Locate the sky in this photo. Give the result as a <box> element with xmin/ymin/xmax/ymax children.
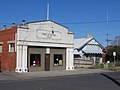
<box><xmin>0</xmin><ymin>0</ymin><xmax>120</xmax><ymax>46</ymax></box>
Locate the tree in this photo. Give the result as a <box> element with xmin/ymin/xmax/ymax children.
<box><xmin>111</xmin><ymin>35</ymin><xmax>120</xmax><ymax>46</ymax></box>
<box><xmin>105</xmin><ymin>35</ymin><xmax>120</xmax><ymax>66</ymax></box>
<box><xmin>106</xmin><ymin>46</ymin><xmax>120</xmax><ymax>62</ymax></box>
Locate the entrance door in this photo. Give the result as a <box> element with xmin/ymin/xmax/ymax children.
<box><xmin>45</xmin><ymin>54</ymin><xmax>50</xmax><ymax>71</ymax></box>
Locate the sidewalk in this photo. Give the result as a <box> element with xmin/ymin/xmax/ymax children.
<box><xmin>0</xmin><ymin>69</ymin><xmax>111</xmax><ymax>81</ymax></box>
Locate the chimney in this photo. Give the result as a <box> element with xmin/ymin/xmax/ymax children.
<box><xmin>22</xmin><ymin>20</ymin><xmax>25</xmax><ymax>25</ymax></box>
<box><xmin>3</xmin><ymin>25</ymin><xmax>6</xmax><ymax>29</ymax></box>
<box><xmin>86</xmin><ymin>34</ymin><xmax>93</xmax><ymax>38</ymax></box>
<box><xmin>12</xmin><ymin>23</ymin><xmax>15</xmax><ymax>26</ymax></box>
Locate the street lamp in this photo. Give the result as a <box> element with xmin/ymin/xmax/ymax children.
<box><xmin>113</xmin><ymin>52</ymin><xmax>116</xmax><ymax>69</ymax></box>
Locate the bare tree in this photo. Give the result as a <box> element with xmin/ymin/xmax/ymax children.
<box><xmin>111</xmin><ymin>35</ymin><xmax>120</xmax><ymax>46</ymax></box>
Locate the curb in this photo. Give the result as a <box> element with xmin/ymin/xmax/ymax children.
<box><xmin>101</xmin><ymin>73</ymin><xmax>120</xmax><ymax>87</ymax></box>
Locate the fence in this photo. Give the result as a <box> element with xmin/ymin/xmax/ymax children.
<box><xmin>74</xmin><ymin>58</ymin><xmax>94</xmax><ymax>68</ymax></box>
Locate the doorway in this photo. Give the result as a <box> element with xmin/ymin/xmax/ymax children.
<box><xmin>45</xmin><ymin>54</ymin><xmax>50</xmax><ymax>71</ymax></box>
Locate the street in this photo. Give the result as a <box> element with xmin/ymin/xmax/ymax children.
<box><xmin>0</xmin><ymin>72</ymin><xmax>120</xmax><ymax>90</ymax></box>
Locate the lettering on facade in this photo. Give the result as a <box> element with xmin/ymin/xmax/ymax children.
<box><xmin>36</xmin><ymin>29</ymin><xmax>62</xmax><ymax>40</ymax></box>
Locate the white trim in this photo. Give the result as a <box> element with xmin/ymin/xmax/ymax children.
<box><xmin>0</xmin><ymin>42</ymin><xmax>3</xmax><ymax>44</ymax></box>
<box><xmin>0</xmin><ymin>44</ymin><xmax>2</xmax><ymax>53</ymax></box>
<box><xmin>66</xmin><ymin>48</ymin><xmax>74</xmax><ymax>70</ymax></box>
<box><xmin>7</xmin><ymin>40</ymin><xmax>15</xmax><ymax>44</ymax></box>
<box><xmin>8</xmin><ymin>43</ymin><xmax>14</xmax><ymax>52</ymax></box>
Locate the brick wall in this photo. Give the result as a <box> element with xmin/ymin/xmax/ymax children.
<box><xmin>0</xmin><ymin>26</ymin><xmax>17</xmax><ymax>71</ymax></box>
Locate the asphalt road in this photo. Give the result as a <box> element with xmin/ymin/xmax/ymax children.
<box><xmin>0</xmin><ymin>73</ymin><xmax>120</xmax><ymax>90</ymax></box>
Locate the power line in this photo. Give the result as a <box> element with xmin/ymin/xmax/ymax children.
<box><xmin>0</xmin><ymin>19</ymin><xmax>120</xmax><ymax>26</ymax></box>
<box><xmin>61</xmin><ymin>20</ymin><xmax>120</xmax><ymax>25</ymax></box>
<box><xmin>0</xmin><ymin>23</ymin><xmax>20</xmax><ymax>26</ymax></box>
<box><xmin>0</xmin><ymin>23</ymin><xmax>12</xmax><ymax>25</ymax></box>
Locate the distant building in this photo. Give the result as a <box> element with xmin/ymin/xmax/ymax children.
<box><xmin>74</xmin><ymin>34</ymin><xmax>104</xmax><ymax>64</ymax></box>
<box><xmin>0</xmin><ymin>20</ymin><xmax>74</xmax><ymax>72</ymax></box>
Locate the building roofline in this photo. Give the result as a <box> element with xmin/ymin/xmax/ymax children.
<box><xmin>26</xmin><ymin>20</ymin><xmax>69</xmax><ymax>29</ymax></box>
<box><xmin>0</xmin><ymin>20</ymin><xmax>70</xmax><ymax>31</ymax></box>
<box><xmin>75</xmin><ymin>37</ymin><xmax>104</xmax><ymax>51</ymax></box>
<box><xmin>0</xmin><ymin>26</ymin><xmax>17</xmax><ymax>32</ymax></box>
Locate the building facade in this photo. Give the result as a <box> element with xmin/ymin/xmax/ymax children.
<box><xmin>0</xmin><ymin>26</ymin><xmax>17</xmax><ymax>71</ymax></box>
<box><xmin>74</xmin><ymin>34</ymin><xmax>104</xmax><ymax>65</ymax></box>
<box><xmin>0</xmin><ymin>20</ymin><xmax>74</xmax><ymax>72</ymax></box>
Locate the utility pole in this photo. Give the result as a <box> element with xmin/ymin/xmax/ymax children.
<box><xmin>106</xmin><ymin>34</ymin><xmax>111</xmax><ymax>46</ymax></box>
<box><xmin>106</xmin><ymin>8</ymin><xmax>111</xmax><ymax>46</ymax></box>
<box><xmin>116</xmin><ymin>36</ymin><xmax>119</xmax><ymax>46</ymax></box>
